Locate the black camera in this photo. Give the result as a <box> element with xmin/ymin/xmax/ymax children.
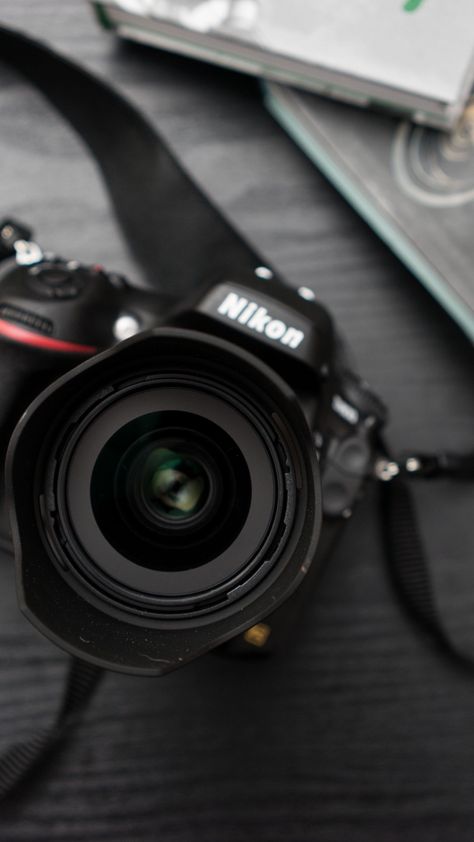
<box><xmin>0</xmin><ymin>223</ymin><xmax>386</xmax><ymax>675</ymax></box>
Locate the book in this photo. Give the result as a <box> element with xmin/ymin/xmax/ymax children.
<box><xmin>264</xmin><ymin>82</ymin><xmax>474</xmax><ymax>340</ymax></box>
<box><xmin>93</xmin><ymin>0</ymin><xmax>474</xmax><ymax>130</ymax></box>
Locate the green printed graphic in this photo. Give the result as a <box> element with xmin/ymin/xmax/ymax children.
<box><xmin>403</xmin><ymin>0</ymin><xmax>426</xmax><ymax>11</ymax></box>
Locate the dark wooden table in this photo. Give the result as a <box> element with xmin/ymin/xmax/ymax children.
<box><xmin>0</xmin><ymin>2</ymin><xmax>473</xmax><ymax>839</ymax></box>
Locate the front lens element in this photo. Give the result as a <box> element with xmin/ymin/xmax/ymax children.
<box><xmin>90</xmin><ymin>410</ymin><xmax>252</xmax><ymax>572</ymax></box>
<box><xmin>119</xmin><ymin>434</ymin><xmax>216</xmax><ymax>530</ymax></box>
<box><xmin>147</xmin><ymin>447</ymin><xmax>208</xmax><ymax>521</ymax></box>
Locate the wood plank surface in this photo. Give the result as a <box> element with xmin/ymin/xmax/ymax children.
<box><xmin>0</xmin><ymin>3</ymin><xmax>473</xmax><ymax>839</ymax></box>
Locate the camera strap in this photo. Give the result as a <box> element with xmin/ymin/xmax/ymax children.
<box><xmin>0</xmin><ymin>24</ymin><xmax>272</xmax><ymax>298</ymax></box>
<box><xmin>0</xmin><ymin>21</ymin><xmax>283</xmax><ymax>802</ymax></box>
<box><xmin>0</xmin><ymin>659</ymin><xmax>102</xmax><ymax>800</ymax></box>
<box><xmin>380</xmin><ymin>453</ymin><xmax>474</xmax><ymax>670</ymax></box>
<box><xmin>0</xmin><ymin>22</ymin><xmax>473</xmax><ymax>803</ymax></box>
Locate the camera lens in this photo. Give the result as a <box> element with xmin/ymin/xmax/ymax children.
<box><xmin>142</xmin><ymin>445</ymin><xmax>209</xmax><ymax>522</ymax></box>
<box><xmin>12</xmin><ymin>329</ymin><xmax>322</xmax><ymax>672</ymax></box>
<box><xmin>115</xmin><ymin>431</ymin><xmax>216</xmax><ymax>528</ymax></box>
<box><xmin>90</xmin><ymin>409</ymin><xmax>252</xmax><ymax>573</ymax></box>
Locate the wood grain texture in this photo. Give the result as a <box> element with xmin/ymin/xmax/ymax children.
<box><xmin>0</xmin><ymin>2</ymin><xmax>473</xmax><ymax>839</ymax></box>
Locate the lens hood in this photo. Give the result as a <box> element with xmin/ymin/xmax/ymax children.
<box><xmin>7</xmin><ymin>328</ymin><xmax>322</xmax><ymax>675</ymax></box>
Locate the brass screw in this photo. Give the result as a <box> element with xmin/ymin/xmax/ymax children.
<box><xmin>243</xmin><ymin>623</ymin><xmax>271</xmax><ymax>648</ymax></box>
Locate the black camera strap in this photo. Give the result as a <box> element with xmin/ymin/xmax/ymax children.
<box><xmin>0</xmin><ymin>23</ymin><xmax>473</xmax><ymax>804</ymax></box>
<box><xmin>380</xmin><ymin>454</ymin><xmax>474</xmax><ymax>670</ymax></box>
<box><xmin>0</xmin><ymin>659</ymin><xmax>102</xmax><ymax>800</ymax></box>
<box><xmin>0</xmin><ymin>22</ymin><xmax>281</xmax><ymax>802</ymax></box>
<box><xmin>0</xmin><ymin>25</ymin><xmax>271</xmax><ymax>298</ymax></box>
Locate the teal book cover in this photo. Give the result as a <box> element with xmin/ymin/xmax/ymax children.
<box><xmin>265</xmin><ymin>83</ymin><xmax>474</xmax><ymax>341</ymax></box>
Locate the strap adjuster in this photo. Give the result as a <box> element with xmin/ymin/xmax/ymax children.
<box><xmin>375</xmin><ymin>452</ymin><xmax>474</xmax><ymax>481</ymax></box>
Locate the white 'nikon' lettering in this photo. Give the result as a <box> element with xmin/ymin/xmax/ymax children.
<box><xmin>217</xmin><ymin>292</ymin><xmax>305</xmax><ymax>350</ymax></box>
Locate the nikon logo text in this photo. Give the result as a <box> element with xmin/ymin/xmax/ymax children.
<box><xmin>217</xmin><ymin>292</ymin><xmax>305</xmax><ymax>349</ymax></box>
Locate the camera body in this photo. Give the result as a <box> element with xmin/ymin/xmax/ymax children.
<box><xmin>0</xmin><ymin>224</ymin><xmax>385</xmax><ymax>675</ymax></box>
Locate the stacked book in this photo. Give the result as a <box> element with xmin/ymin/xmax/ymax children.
<box><xmin>93</xmin><ymin>0</ymin><xmax>474</xmax><ymax>339</ymax></box>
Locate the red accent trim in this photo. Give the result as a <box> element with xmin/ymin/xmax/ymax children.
<box><xmin>0</xmin><ymin>319</ymin><xmax>97</xmax><ymax>355</ymax></box>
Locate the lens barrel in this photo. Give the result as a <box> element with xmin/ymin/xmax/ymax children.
<box><xmin>55</xmin><ymin>379</ymin><xmax>285</xmax><ymax>617</ymax></box>
<box><xmin>8</xmin><ymin>329</ymin><xmax>322</xmax><ymax>673</ymax></box>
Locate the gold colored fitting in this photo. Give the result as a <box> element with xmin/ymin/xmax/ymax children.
<box><xmin>243</xmin><ymin>623</ymin><xmax>271</xmax><ymax>648</ymax></box>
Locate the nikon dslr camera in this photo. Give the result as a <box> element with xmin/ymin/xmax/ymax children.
<box><xmin>0</xmin><ymin>221</ymin><xmax>386</xmax><ymax>675</ymax></box>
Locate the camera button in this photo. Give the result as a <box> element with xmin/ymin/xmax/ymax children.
<box><xmin>27</xmin><ymin>263</ymin><xmax>83</xmax><ymax>299</ymax></box>
<box><xmin>34</xmin><ymin>266</ymin><xmax>70</xmax><ymax>286</ymax></box>
<box><xmin>337</xmin><ymin>437</ymin><xmax>371</xmax><ymax>474</ymax></box>
<box><xmin>323</xmin><ymin>480</ymin><xmax>351</xmax><ymax>517</ymax></box>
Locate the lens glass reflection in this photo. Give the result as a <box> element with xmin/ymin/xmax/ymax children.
<box><xmin>146</xmin><ymin>447</ymin><xmax>209</xmax><ymax>521</ymax></box>
<box><xmin>90</xmin><ymin>411</ymin><xmax>251</xmax><ymax>572</ymax></box>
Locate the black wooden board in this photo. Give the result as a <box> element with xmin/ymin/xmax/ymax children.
<box><xmin>0</xmin><ymin>3</ymin><xmax>473</xmax><ymax>840</ymax></box>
